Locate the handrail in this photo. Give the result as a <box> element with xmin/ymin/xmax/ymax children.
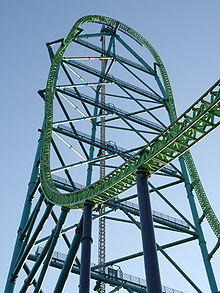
<box><xmin>35</xmin><ymin>246</ymin><xmax>185</xmax><ymax>293</ymax></box>
<box><xmin>40</xmin><ymin>15</ymin><xmax>220</xmax><ymax>239</ymax></box>
<box><xmin>61</xmin><ymin>59</ymin><xmax>162</xmax><ymax>102</ymax></box>
<box><xmin>56</xmin><ymin>87</ymin><xmax>165</xmax><ymax>131</ymax></box>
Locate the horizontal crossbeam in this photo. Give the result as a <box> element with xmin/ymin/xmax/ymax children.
<box><xmin>40</xmin><ymin>79</ymin><xmax>220</xmax><ymax>208</ymax></box>
<box><xmin>56</xmin><ymin>88</ymin><xmax>165</xmax><ymax>132</ymax></box>
<box><xmin>29</xmin><ymin>249</ymin><xmax>184</xmax><ymax>293</ymax></box>
<box><xmin>61</xmin><ymin>59</ymin><xmax>163</xmax><ymax>102</ymax></box>
<box><xmin>73</xmin><ymin>39</ymin><xmax>155</xmax><ymax>75</ymax></box>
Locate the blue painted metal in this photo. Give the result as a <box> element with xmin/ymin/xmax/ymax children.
<box><xmin>136</xmin><ymin>168</ymin><xmax>162</xmax><ymax>293</ymax></box>
<box><xmin>79</xmin><ymin>204</ymin><xmax>93</xmax><ymax>293</ymax></box>
<box><xmin>5</xmin><ymin>15</ymin><xmax>220</xmax><ymax>293</ymax></box>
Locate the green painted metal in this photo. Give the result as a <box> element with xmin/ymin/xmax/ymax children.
<box><xmin>73</xmin><ymin>38</ymin><xmax>154</xmax><ymax>75</ymax></box>
<box><xmin>85</xmin><ymin>34</ymin><xmax>115</xmax><ymax>189</ymax></box>
<box><xmin>209</xmin><ymin>240</ymin><xmax>220</xmax><ymax>260</ymax></box>
<box><xmin>27</xmin><ymin>251</ymin><xmax>185</xmax><ymax>293</ymax></box>
<box><xmin>85</xmin><ymin>90</ymin><xmax>99</xmax><ymax>187</ymax></box>
<box><xmin>53</xmin><ymin>218</ymin><xmax>82</xmax><ymax>292</ymax></box>
<box><xmin>148</xmin><ymin>182</ymin><xmax>195</xmax><ymax>230</ymax></box>
<box><xmin>76</xmin><ymin>32</ymin><xmax>112</xmax><ymax>39</ymax></box>
<box><xmin>40</xmin><ymin>15</ymin><xmax>220</xmax><ymax>249</ymax></box>
<box><xmin>55</xmin><ymin>88</ymin><xmax>164</xmax><ymax>131</ymax></box>
<box><xmin>41</xmin><ymin>39</ymin><xmax>220</xmax><ymax>208</ymax></box>
<box><xmin>6</xmin><ymin>15</ymin><xmax>220</xmax><ymax>293</ymax></box>
<box><xmin>184</xmin><ymin>151</ymin><xmax>220</xmax><ymax>238</ymax></box>
<box><xmin>178</xmin><ymin>156</ymin><xmax>218</xmax><ymax>292</ymax></box>
<box><xmin>38</xmin><ymin>16</ymin><xmax>220</xmax><ymax>290</ymax></box>
<box><xmin>27</xmin><ymin>253</ymin><xmax>146</xmax><ymax>293</ymax></box>
<box><xmin>60</xmin><ymin>60</ymin><xmax>161</xmax><ymax>101</ymax></box>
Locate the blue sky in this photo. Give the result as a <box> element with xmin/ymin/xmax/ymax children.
<box><xmin>1</xmin><ymin>1</ymin><xmax>220</xmax><ymax>292</ymax></box>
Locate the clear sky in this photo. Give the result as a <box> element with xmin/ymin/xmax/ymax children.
<box><xmin>1</xmin><ymin>1</ymin><xmax>220</xmax><ymax>292</ymax></box>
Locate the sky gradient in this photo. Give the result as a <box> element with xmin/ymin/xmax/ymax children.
<box><xmin>1</xmin><ymin>1</ymin><xmax>220</xmax><ymax>292</ymax></box>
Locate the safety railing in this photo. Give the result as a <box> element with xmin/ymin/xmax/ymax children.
<box><xmin>57</xmin><ymin>124</ymin><xmax>135</xmax><ymax>158</ymax></box>
<box><xmin>52</xmin><ymin>173</ymin><xmax>188</xmax><ymax>229</ymax></box>
<box><xmin>57</xmin><ymin>87</ymin><xmax>164</xmax><ymax>132</ymax></box>
<box><xmin>72</xmin><ymin>38</ymin><xmax>154</xmax><ymax>74</ymax></box>
<box><xmin>55</xmin><ymin>124</ymin><xmax>177</xmax><ymax>176</ymax></box>
<box><xmin>61</xmin><ymin>59</ymin><xmax>162</xmax><ymax>102</ymax></box>
<box><xmin>52</xmin><ymin>174</ymin><xmax>85</xmax><ymax>190</ymax></box>
<box><xmin>120</xmin><ymin>200</ymin><xmax>189</xmax><ymax>229</ymax></box>
<box><xmin>35</xmin><ymin>246</ymin><xmax>184</xmax><ymax>293</ymax></box>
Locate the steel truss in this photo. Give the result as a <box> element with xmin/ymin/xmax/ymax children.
<box><xmin>5</xmin><ymin>15</ymin><xmax>220</xmax><ymax>293</ymax></box>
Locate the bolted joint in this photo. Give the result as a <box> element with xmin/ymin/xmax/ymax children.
<box><xmin>81</xmin><ymin>236</ymin><xmax>93</xmax><ymax>243</ymax></box>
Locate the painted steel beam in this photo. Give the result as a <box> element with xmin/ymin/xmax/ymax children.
<box><xmin>73</xmin><ymin>38</ymin><xmax>154</xmax><ymax>75</ymax></box>
<box><xmin>27</xmin><ymin>252</ymin><xmax>184</xmax><ymax>293</ymax></box>
<box><xmin>56</xmin><ymin>88</ymin><xmax>164</xmax><ymax>131</ymax></box>
<box><xmin>41</xmin><ymin>78</ymin><xmax>220</xmax><ymax>208</ymax></box>
<box><xmin>61</xmin><ymin>59</ymin><xmax>162</xmax><ymax>102</ymax></box>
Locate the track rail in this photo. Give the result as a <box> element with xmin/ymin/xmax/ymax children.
<box><xmin>40</xmin><ymin>13</ymin><xmax>220</xmax><ymax>246</ymax></box>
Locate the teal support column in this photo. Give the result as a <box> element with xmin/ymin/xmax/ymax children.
<box><xmin>86</xmin><ymin>34</ymin><xmax>115</xmax><ymax>187</ymax></box>
<box><xmin>18</xmin><ymin>193</ymin><xmax>44</xmax><ymax>249</ymax></box>
<box><xmin>179</xmin><ymin>156</ymin><xmax>218</xmax><ymax>293</ymax></box>
<box><xmin>19</xmin><ymin>207</ymin><xmax>69</xmax><ymax>293</ymax></box>
<box><xmin>11</xmin><ymin>202</ymin><xmax>53</xmax><ymax>280</ymax></box>
<box><xmin>4</xmin><ymin>134</ymin><xmax>42</xmax><ymax>293</ymax></box>
<box><xmin>86</xmin><ymin>91</ymin><xmax>100</xmax><ymax>186</ymax></box>
<box><xmin>53</xmin><ymin>217</ymin><xmax>83</xmax><ymax>293</ymax></box>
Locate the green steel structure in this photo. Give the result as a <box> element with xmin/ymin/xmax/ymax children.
<box><xmin>5</xmin><ymin>15</ymin><xmax>220</xmax><ymax>293</ymax></box>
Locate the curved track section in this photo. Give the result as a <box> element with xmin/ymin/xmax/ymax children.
<box><xmin>40</xmin><ymin>15</ymin><xmax>220</xmax><ymax>238</ymax></box>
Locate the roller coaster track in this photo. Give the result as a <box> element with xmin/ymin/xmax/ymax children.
<box><xmin>40</xmin><ymin>14</ymin><xmax>220</xmax><ymax>244</ymax></box>
<box><xmin>53</xmin><ymin>125</ymin><xmax>178</xmax><ymax>176</ymax></box>
<box><xmin>52</xmin><ymin>174</ymin><xmax>189</xmax><ymax>229</ymax></box>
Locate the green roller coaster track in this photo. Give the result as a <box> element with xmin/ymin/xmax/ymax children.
<box><xmin>40</xmin><ymin>13</ymin><xmax>220</xmax><ymax>247</ymax></box>
<box><xmin>5</xmin><ymin>14</ymin><xmax>220</xmax><ymax>293</ymax></box>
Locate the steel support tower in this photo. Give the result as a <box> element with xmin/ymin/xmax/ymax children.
<box><xmin>5</xmin><ymin>15</ymin><xmax>220</xmax><ymax>293</ymax></box>
<box><xmin>98</xmin><ymin>31</ymin><xmax>107</xmax><ymax>293</ymax></box>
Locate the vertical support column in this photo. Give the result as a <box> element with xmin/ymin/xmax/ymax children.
<box><xmin>4</xmin><ymin>134</ymin><xmax>42</xmax><ymax>293</ymax></box>
<box><xmin>33</xmin><ymin>207</ymin><xmax>69</xmax><ymax>293</ymax></box>
<box><xmin>53</xmin><ymin>217</ymin><xmax>83</xmax><ymax>293</ymax></box>
<box><xmin>179</xmin><ymin>156</ymin><xmax>218</xmax><ymax>293</ymax></box>
<box><xmin>136</xmin><ymin>168</ymin><xmax>162</xmax><ymax>293</ymax></box>
<box><xmin>79</xmin><ymin>204</ymin><xmax>93</xmax><ymax>293</ymax></box>
<box><xmin>11</xmin><ymin>202</ymin><xmax>53</xmax><ymax>281</ymax></box>
<box><xmin>19</xmin><ymin>207</ymin><xmax>69</xmax><ymax>293</ymax></box>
